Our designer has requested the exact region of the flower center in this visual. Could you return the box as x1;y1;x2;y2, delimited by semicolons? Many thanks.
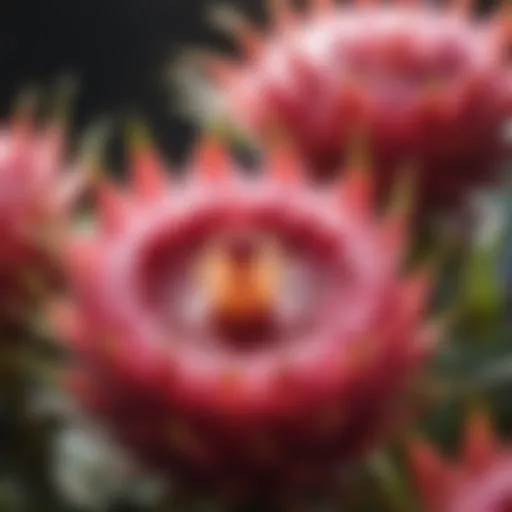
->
196;232;283;345
136;201;364;356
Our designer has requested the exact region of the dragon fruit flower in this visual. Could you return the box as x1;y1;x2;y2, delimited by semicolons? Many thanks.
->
409;410;512;512
52;129;441;500
186;0;512;214
0;95;85;333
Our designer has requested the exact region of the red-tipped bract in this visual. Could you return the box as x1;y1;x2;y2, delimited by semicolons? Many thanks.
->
409;410;512;512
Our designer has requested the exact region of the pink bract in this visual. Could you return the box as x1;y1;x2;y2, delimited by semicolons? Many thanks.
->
195;0;512;214
53;134;440;499
0;109;83;332
409;411;512;512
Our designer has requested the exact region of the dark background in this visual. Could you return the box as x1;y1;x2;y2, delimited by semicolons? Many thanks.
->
0;0;268;169
0;0;495;169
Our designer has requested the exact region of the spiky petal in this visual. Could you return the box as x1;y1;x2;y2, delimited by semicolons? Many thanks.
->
0;97;84;333
409;411;512;512
127;120;168;201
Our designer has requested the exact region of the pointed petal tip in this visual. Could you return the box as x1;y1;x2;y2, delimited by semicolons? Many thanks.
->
95;180;132;233
405;435;454;511
465;401;494;430
209;4;264;59
192;124;234;180
126;120;168;199
338;169;374;218
62;234;98;272
400;260;437;321
126;117;152;150
55;168;90;213
50;74;80;125
205;116;237;142
267;135;305;183
405;431;452;477
462;403;497;472
405;432;443;472
264;118;304;168
77;121;112;182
